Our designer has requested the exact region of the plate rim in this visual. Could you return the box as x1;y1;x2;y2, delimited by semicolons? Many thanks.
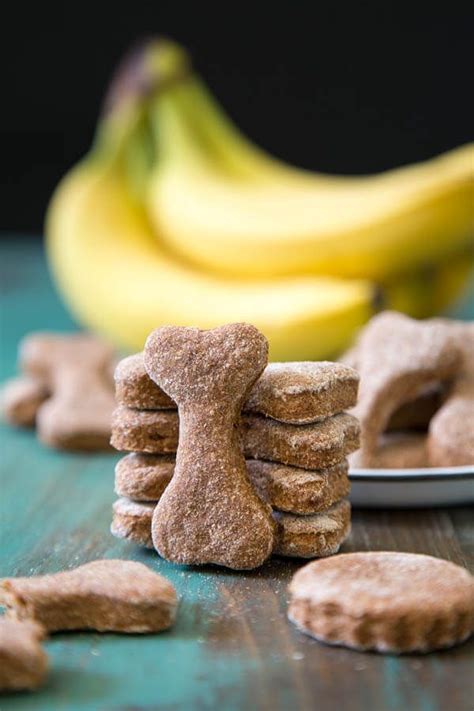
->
349;464;474;481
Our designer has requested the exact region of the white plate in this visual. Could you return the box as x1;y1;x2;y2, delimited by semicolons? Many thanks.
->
349;465;474;508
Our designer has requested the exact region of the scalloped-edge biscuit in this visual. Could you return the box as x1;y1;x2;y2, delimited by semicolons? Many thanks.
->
115;354;358;424
110;406;179;454
247;459;350;514
245;362;358;423
111;406;360;470
243;413;360;470
114;453;350;513
0;618;48;692
288;551;474;653
111;498;155;548
273;499;351;558
115;453;175;501
114;354;175;410
113;496;351;560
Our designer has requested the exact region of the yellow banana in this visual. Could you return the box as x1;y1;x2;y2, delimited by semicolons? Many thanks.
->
46;38;471;361
147;79;473;280
46;131;374;360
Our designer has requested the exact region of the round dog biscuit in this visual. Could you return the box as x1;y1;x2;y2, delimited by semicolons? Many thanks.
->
288;552;474;653
273;499;351;558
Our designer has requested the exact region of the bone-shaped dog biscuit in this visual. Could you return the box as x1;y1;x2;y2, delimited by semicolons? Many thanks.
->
0;376;48;427
144;323;276;570
426;320;474;466
351;312;461;465
19;333;116;450
0;560;177;633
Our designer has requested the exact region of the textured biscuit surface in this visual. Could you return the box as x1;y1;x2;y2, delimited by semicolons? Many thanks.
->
0;559;177;633
0;376;48;427
110;405;179;453
111;498;156;548
115;353;358;424
243;413;360;470
351;312;461;466
19;332;116;451
387;384;445;432
245;361;359;423
115;453;175;501
247;459;350;514
144;323;276;570
288;551;474;653
0;619;48;692
350;432;429;469
273;499;351;558
111;406;360;470
115;354;175;409
114;454;350;514
110;495;352;560
428;320;474;466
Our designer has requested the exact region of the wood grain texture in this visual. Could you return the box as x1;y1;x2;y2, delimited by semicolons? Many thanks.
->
1;238;473;711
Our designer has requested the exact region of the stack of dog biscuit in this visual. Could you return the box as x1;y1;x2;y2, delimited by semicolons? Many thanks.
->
110;348;360;563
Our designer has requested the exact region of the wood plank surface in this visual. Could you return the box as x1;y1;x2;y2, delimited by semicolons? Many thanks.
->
1;238;473;711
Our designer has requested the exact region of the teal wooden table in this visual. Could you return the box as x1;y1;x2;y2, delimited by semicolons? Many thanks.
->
1;237;473;711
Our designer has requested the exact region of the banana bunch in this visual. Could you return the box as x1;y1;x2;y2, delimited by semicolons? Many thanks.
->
46;39;473;360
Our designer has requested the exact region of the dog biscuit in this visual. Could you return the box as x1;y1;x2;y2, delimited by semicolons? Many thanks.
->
115;354;175;409
387;383;445;431
110;405;179;454
288;552;474;653
351;312;460;466
111;497;155;547
0;560;177;633
144;323;275;570
428;320;474;466
114;454;350;514
243;412;360;470
350;432;429;469
0;376;48;427
273;499;351;558
115;353;358;424
0;619;48;692
19;332;116;451
247;459;350;514
111;406;359;470
245;361;358;423
115;453;175;501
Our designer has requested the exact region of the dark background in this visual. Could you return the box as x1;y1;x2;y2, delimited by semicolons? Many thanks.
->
2;3;472;231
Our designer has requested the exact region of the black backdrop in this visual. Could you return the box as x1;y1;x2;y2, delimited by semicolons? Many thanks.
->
2;3;473;231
